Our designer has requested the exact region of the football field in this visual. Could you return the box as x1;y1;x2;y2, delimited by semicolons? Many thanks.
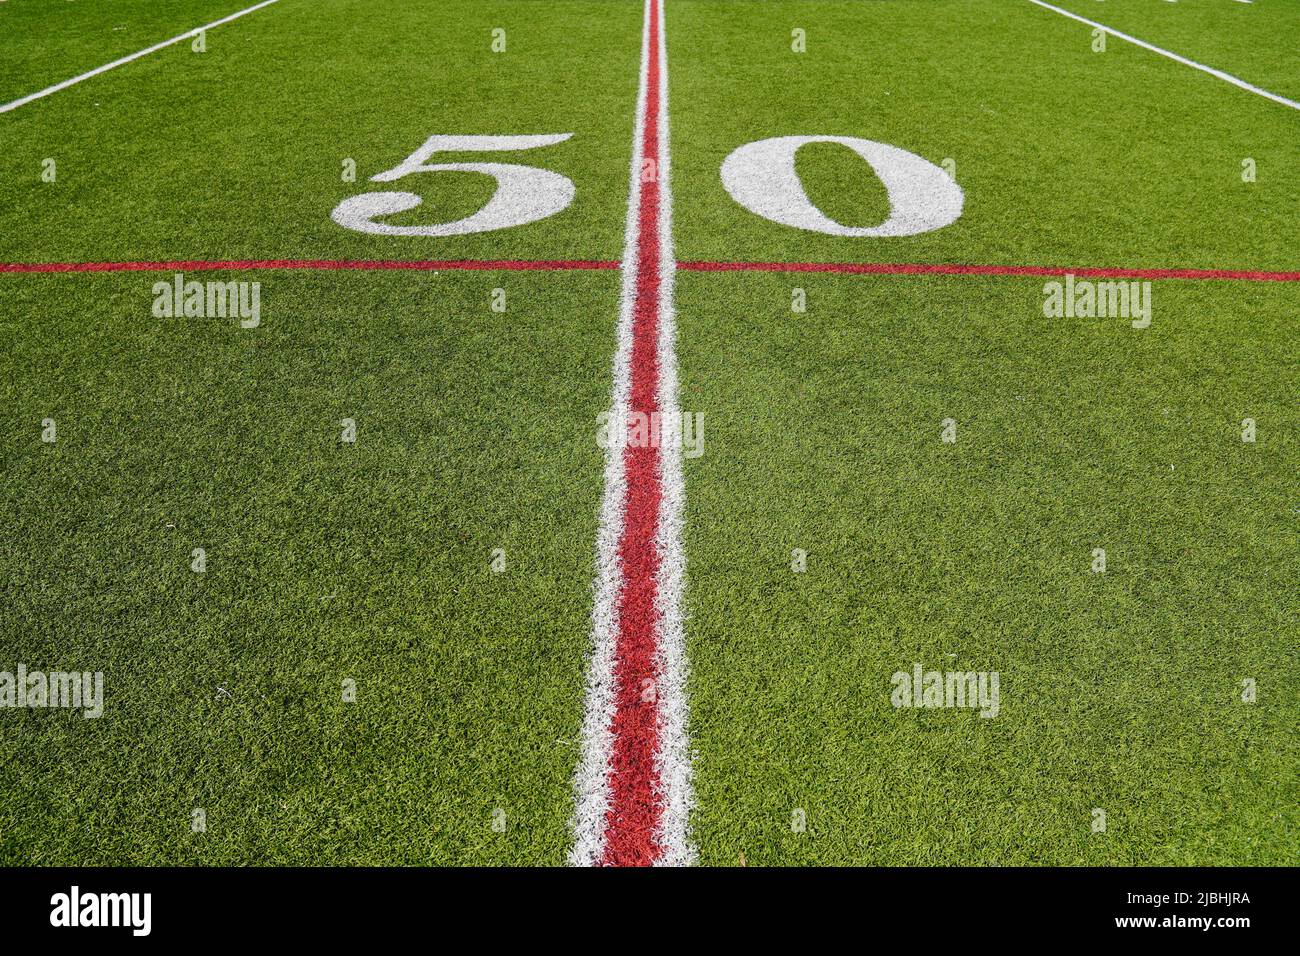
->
0;0;1296;867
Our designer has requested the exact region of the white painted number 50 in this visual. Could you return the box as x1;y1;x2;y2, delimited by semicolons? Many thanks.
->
720;135;963;237
331;133;575;236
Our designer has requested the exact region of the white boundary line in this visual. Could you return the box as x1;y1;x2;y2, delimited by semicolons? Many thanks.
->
0;0;284;115
1026;0;1300;112
648;0;693;869
568;0;651;869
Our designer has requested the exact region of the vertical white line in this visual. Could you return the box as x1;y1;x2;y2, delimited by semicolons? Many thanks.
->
569;0;654;868
648;0;694;868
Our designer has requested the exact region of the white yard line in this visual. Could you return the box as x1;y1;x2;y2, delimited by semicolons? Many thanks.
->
0;0;283;115
570;0;692;867
647;0;692;869
1026;0;1300;112
566;0;645;860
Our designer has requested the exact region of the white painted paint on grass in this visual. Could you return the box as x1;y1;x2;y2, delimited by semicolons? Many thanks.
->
647;0;693;869
1026;0;1300;112
568;0;652;870
569;0;693;867
331;133;576;236
720;135;964;237
0;0;283;114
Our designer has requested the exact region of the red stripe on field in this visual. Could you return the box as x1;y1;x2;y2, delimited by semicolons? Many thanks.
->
0;259;619;274
602;0;665;868
678;261;1300;282
5;259;1296;282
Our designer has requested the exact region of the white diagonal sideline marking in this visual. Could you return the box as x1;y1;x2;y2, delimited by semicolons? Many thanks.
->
1026;0;1300;112
0;0;284;115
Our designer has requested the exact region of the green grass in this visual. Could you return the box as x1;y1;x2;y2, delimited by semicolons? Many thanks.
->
0;0;261;104
0;269;613;864
1;0;1296;865
667;0;1297;865
2;0;643;863
1042;0;1300;103
0;0;640;264
669;0;1297;271
677;271;1297;865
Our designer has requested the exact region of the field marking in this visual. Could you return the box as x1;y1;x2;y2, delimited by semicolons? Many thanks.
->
0;0;283;115
648;0;691;871
1026;0;1300;112
571;0;692;868
4;259;1298;282
722;135;964;237
0;258;618;274
678;261;1300;282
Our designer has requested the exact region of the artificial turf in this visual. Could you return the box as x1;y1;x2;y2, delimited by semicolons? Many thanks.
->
0;0;262;105
1039;0;1300;104
1;269;613;864
0;0;640;264
668;0;1298;271
677;271;1297;865
1;0;1296;865
668;0;1297;864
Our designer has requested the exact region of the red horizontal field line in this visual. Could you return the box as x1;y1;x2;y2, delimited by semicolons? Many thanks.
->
678;261;1300;282
3;259;1298;282
0;258;620;274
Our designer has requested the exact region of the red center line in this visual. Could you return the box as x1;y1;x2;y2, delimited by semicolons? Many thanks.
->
570;0;689;868
603;0;667;869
